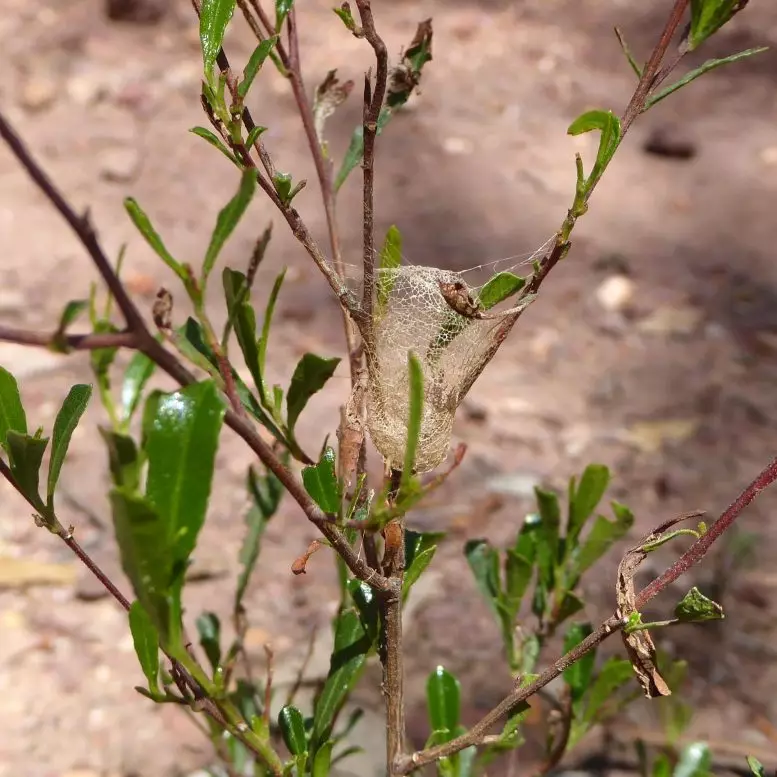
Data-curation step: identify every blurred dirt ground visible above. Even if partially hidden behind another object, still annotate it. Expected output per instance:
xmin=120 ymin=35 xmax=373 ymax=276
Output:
xmin=1 ymin=1 xmax=777 ymax=776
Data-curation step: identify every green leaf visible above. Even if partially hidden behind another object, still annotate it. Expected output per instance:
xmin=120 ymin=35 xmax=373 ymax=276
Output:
xmin=312 ymin=741 xmax=333 ymax=777
xmin=99 ymin=428 xmax=142 ymax=490
xmin=333 ymin=3 xmax=357 ymax=33
xmin=334 ymin=106 xmax=391 ymax=191
xmin=673 ymin=742 xmax=711 ymax=777
xmin=477 ymin=272 xmax=526 ymax=311
xmin=129 ymin=601 xmax=160 ymax=694
xmin=555 ymin=591 xmax=585 ymax=624
xmin=122 ymin=351 xmax=156 ymax=425
xmin=402 ymin=352 xmax=424 ymax=483
xmin=405 ymin=529 xmax=445 ymax=570
xmin=275 ymin=0 xmax=293 ymax=30
xmin=279 ymin=704 xmax=307 ymax=756
xmin=89 ymin=321 xmax=118 ymax=396
xmin=196 ymin=611 xmax=222 ymax=671
xmin=376 ymin=225 xmax=402 ymax=315
xmin=567 ymin=110 xmax=621 ymax=184
xmin=6 ymin=431 xmax=48 ymax=511
xmin=465 ymin=539 xmax=502 ymax=615
xmin=223 ymin=268 xmax=262 ymax=396
xmin=562 ymin=622 xmax=595 ymax=703
xmin=534 ymin=488 xmax=560 ymax=590
xmin=53 ymin=300 xmax=88 ymax=348
xmin=568 ymin=464 xmax=610 ymax=541
xmin=582 ymin=656 xmax=633 ymax=724
xmin=403 ymin=546 xmax=436 ymax=600
xmin=302 ymin=447 xmax=341 ymax=514
xmin=143 ymin=380 xmax=227 ymax=562
xmin=674 ymin=586 xmax=724 ymax=623
xmin=654 ymin=753 xmax=673 ymax=777
xmin=311 ymin=609 xmax=370 ymax=748
xmin=245 ymin=125 xmax=267 ymax=148
xmin=503 ymin=548 xmax=533 ymax=620
xmin=576 ymin=501 xmax=634 ymax=573
xmin=47 ymin=384 xmax=92 ymax=506
xmin=614 ymin=27 xmax=642 ymax=77
xmin=110 ymin=487 xmax=181 ymax=649
xmin=124 ymin=198 xmax=187 ymax=283
xmin=203 ymin=169 xmax=257 ymax=284
xmin=189 ymin=126 xmax=240 ymax=166
xmin=239 ymin=37 xmax=278 ymax=98
xmin=200 ymin=0 xmax=236 ymax=73
xmin=645 ymin=48 xmax=768 ymax=110
xmin=386 ymin=19 xmax=433 ymax=108
xmin=0 ymin=366 xmax=27 ymax=452
xmin=426 ymin=666 xmax=460 ymax=740
xmin=348 ymin=578 xmax=379 ymax=645
xmin=286 ymin=354 xmax=340 ymax=434
xmin=746 ymin=757 xmax=766 ymax=777
xmin=259 ymin=268 xmax=286 ymax=376
xmin=236 ymin=464 xmax=284 ymax=610
xmin=689 ymin=0 xmax=745 ymax=49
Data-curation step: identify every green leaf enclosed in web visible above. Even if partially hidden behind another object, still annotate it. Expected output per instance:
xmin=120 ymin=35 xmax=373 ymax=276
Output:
xmin=478 ymin=272 xmax=526 ymax=311
xmin=124 ymin=198 xmax=187 ymax=283
xmin=302 ymin=447 xmax=341 ymax=515
xmin=199 ymin=0 xmax=236 ymax=74
xmin=202 ymin=169 xmax=257 ymax=284
xmin=143 ymin=380 xmax=227 ymax=562
xmin=0 ymin=366 xmax=27 ymax=451
xmin=286 ymin=353 xmax=341 ymax=434
xmin=129 ymin=601 xmax=160 ymax=694
xmin=47 ymin=384 xmax=92 ymax=506
xmin=376 ymin=225 xmax=402 ymax=315
xmin=238 ymin=36 xmax=278 ymax=98
xmin=402 ymin=352 xmax=424 ymax=485
xmin=674 ymin=586 xmax=724 ymax=623
xmin=426 ymin=666 xmax=460 ymax=739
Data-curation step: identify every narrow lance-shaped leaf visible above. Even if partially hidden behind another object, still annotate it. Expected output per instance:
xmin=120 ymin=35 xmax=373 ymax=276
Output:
xmin=567 ymin=110 xmax=621 ymax=186
xmin=189 ymin=127 xmax=240 ymax=166
xmin=689 ymin=0 xmax=746 ymax=49
xmin=465 ymin=539 xmax=502 ymax=616
xmin=200 ymin=0 xmax=237 ymax=74
xmin=6 ymin=431 xmax=48 ymax=512
xmin=568 ymin=464 xmax=610 ymax=541
xmin=426 ymin=666 xmax=460 ymax=740
xmin=302 ymin=447 xmax=341 ymax=515
xmin=562 ymin=622 xmax=595 ymax=704
xmin=401 ymin=352 xmax=424 ymax=487
xmin=258 ymin=268 xmax=286 ymax=377
xmin=222 ymin=268 xmax=262 ymax=395
xmin=275 ymin=0 xmax=294 ymax=31
xmin=238 ymin=36 xmax=278 ymax=98
xmin=143 ymin=380 xmax=227 ymax=563
xmin=129 ymin=601 xmax=161 ymax=694
xmin=376 ymin=225 xmax=402 ymax=316
xmin=0 ymin=366 xmax=27 ymax=452
xmin=478 ymin=272 xmax=526 ymax=311
xmin=286 ymin=353 xmax=341 ymax=434
xmin=124 ymin=198 xmax=187 ymax=283
xmin=53 ymin=300 xmax=88 ymax=349
xmin=47 ymin=384 xmax=92 ymax=507
xmin=575 ymin=501 xmax=634 ymax=574
xmin=334 ymin=107 xmax=391 ymax=191
xmin=202 ymin=169 xmax=257 ymax=284
xmin=196 ymin=612 xmax=222 ymax=671
xmin=122 ymin=351 xmax=156 ymax=425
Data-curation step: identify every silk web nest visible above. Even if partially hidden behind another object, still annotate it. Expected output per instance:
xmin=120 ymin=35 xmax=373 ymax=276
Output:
xmin=352 ymin=238 xmax=552 ymax=473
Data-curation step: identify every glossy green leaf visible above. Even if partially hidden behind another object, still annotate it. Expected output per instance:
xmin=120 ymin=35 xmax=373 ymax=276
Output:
xmin=239 ymin=37 xmax=278 ymax=97
xmin=279 ymin=704 xmax=307 ymax=756
xmin=0 ymin=366 xmax=27 ymax=452
xmin=245 ymin=125 xmax=267 ymax=148
xmin=402 ymin=351 xmax=424 ymax=484
xmin=287 ymin=353 xmax=341 ymax=434
xmin=478 ymin=272 xmax=526 ymax=311
xmin=47 ymin=384 xmax=92 ymax=506
xmin=223 ymin=268 xmax=262 ymax=394
xmin=334 ymin=106 xmax=391 ymax=191
xmin=673 ymin=742 xmax=711 ymax=777
xmin=189 ymin=126 xmax=240 ymax=166
xmin=311 ymin=608 xmax=370 ymax=748
xmin=376 ymin=225 xmax=402 ymax=315
xmin=674 ymin=586 xmax=724 ymax=622
xmin=645 ymin=48 xmax=768 ymax=110
xmin=302 ymin=447 xmax=341 ymax=515
xmin=568 ymin=464 xmax=610 ymax=541
xmin=200 ymin=0 xmax=236 ymax=73
xmin=196 ymin=612 xmax=221 ymax=672
xmin=110 ymin=487 xmax=181 ymax=649
xmin=689 ymin=0 xmax=743 ymax=49
xmin=258 ymin=268 xmax=286 ymax=376
xmin=6 ymin=431 xmax=48 ymax=511
xmin=129 ymin=601 xmax=160 ymax=693
xmin=562 ymin=622 xmax=595 ymax=702
xmin=124 ymin=198 xmax=187 ymax=283
xmin=426 ymin=666 xmax=460 ymax=739
xmin=99 ymin=427 xmax=142 ymax=490
xmin=236 ymin=464 xmax=284 ymax=609
xmin=312 ymin=740 xmax=333 ymax=777
xmin=122 ymin=351 xmax=156 ymax=424
xmin=503 ymin=548 xmax=533 ymax=619
xmin=534 ymin=487 xmax=560 ymax=589
xmin=576 ymin=501 xmax=634 ymax=573
xmin=54 ymin=300 xmax=88 ymax=347
xmin=582 ymin=656 xmax=633 ymax=724
xmin=275 ymin=0 xmax=294 ymax=30
xmin=405 ymin=529 xmax=445 ymax=570
xmin=403 ymin=546 xmax=437 ymax=599
xmin=567 ymin=110 xmax=621 ymax=182
xmin=465 ymin=539 xmax=501 ymax=614
xmin=348 ymin=578 xmax=380 ymax=645
xmin=143 ymin=380 xmax=227 ymax=562
xmin=746 ymin=757 xmax=766 ymax=777
xmin=203 ymin=169 xmax=257 ymax=284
